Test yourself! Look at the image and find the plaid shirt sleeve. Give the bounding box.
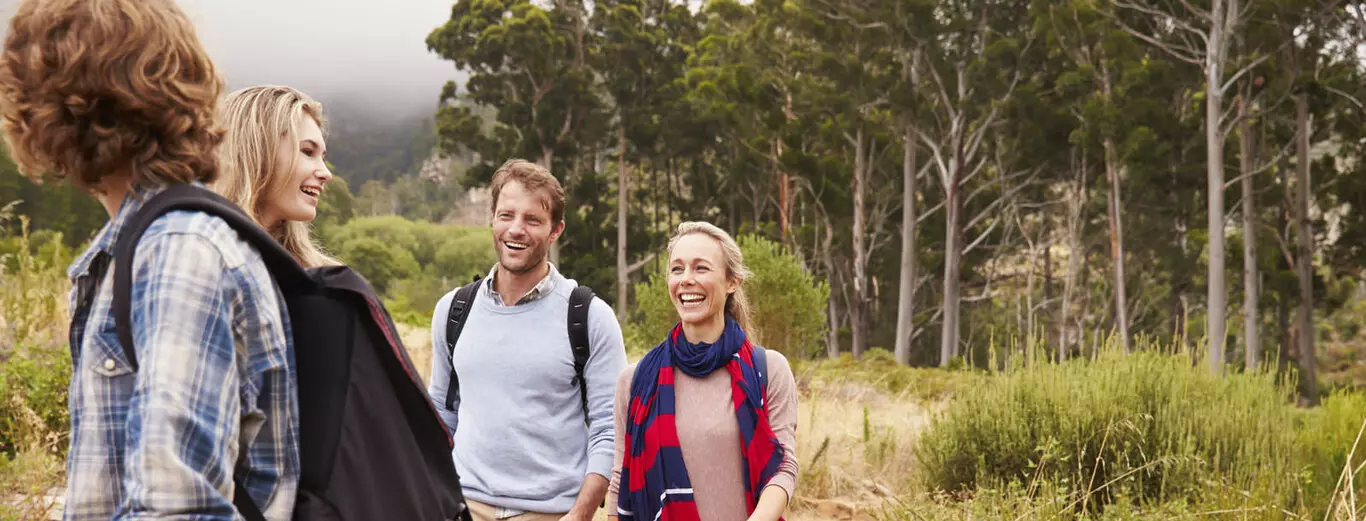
[118,228,295,519]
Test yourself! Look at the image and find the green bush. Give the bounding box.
[0,342,70,456]
[629,234,829,357]
[0,214,72,458]
[431,229,495,284]
[1297,389,1366,507]
[335,236,420,294]
[738,235,830,357]
[916,347,1304,514]
[325,215,495,325]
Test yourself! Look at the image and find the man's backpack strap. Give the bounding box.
[443,276,483,411]
[567,286,594,423]
[109,184,300,521]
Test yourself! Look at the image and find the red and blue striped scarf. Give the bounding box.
[618,318,785,521]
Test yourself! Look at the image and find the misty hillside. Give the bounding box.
[318,95,441,191]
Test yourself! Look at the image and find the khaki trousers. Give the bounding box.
[466,499,565,521]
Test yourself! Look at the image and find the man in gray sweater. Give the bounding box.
[428,159,628,521]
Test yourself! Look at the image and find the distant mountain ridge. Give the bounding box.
[317,94,441,192]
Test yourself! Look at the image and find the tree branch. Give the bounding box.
[1112,0,1210,45]
[964,169,1041,230]
[1223,140,1293,189]
[627,252,659,274]
[1219,50,1277,95]
[1110,17,1203,65]
[963,218,1003,256]
[1323,84,1366,111]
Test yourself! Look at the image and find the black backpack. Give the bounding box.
[441,277,596,420]
[112,184,471,521]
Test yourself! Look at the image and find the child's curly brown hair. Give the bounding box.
[0,0,225,191]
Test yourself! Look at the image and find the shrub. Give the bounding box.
[326,216,494,315]
[1297,389,1366,509]
[0,212,72,458]
[916,346,1303,514]
[738,235,830,357]
[629,234,829,358]
[335,237,420,294]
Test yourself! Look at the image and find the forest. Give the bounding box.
[423,0,1366,398]
[7,0,1366,519]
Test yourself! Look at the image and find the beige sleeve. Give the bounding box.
[763,350,800,500]
[605,363,637,516]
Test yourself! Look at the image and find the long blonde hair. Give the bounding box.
[668,221,758,343]
[214,85,337,267]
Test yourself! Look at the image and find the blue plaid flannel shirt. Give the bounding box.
[62,184,299,521]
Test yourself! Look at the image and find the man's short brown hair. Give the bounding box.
[0,0,225,190]
[489,159,565,223]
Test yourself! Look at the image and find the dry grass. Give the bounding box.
[397,322,434,386]
[789,375,943,520]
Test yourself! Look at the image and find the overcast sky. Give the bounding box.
[0,0,465,120]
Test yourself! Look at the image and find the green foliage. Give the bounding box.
[337,237,420,294]
[0,148,105,247]
[313,174,354,242]
[1296,389,1366,505]
[0,212,72,459]
[628,234,829,357]
[324,215,496,325]
[916,346,1318,514]
[737,235,830,356]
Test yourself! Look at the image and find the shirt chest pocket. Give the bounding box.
[85,322,135,379]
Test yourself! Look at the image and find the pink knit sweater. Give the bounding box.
[605,350,800,520]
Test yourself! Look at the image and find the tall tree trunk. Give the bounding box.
[895,130,918,366]
[616,125,629,321]
[776,91,795,246]
[539,151,562,264]
[1204,0,1228,372]
[1278,290,1291,376]
[1295,95,1319,405]
[1060,152,1087,362]
[940,158,963,367]
[850,127,869,359]
[1103,138,1131,352]
[1239,96,1261,370]
[1025,245,1038,350]
[822,211,840,359]
[1277,154,1293,376]
[1044,241,1053,344]
[1097,61,1132,354]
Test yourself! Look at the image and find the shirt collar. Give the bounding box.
[66,183,166,280]
[486,262,559,306]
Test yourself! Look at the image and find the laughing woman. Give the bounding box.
[607,222,799,521]
[213,85,339,267]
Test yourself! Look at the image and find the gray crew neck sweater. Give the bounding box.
[427,266,627,514]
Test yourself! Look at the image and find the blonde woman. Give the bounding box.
[214,84,338,267]
[608,222,799,521]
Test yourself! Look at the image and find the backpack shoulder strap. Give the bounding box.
[752,344,770,394]
[567,285,594,422]
[110,184,290,521]
[112,184,300,371]
[442,275,483,411]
